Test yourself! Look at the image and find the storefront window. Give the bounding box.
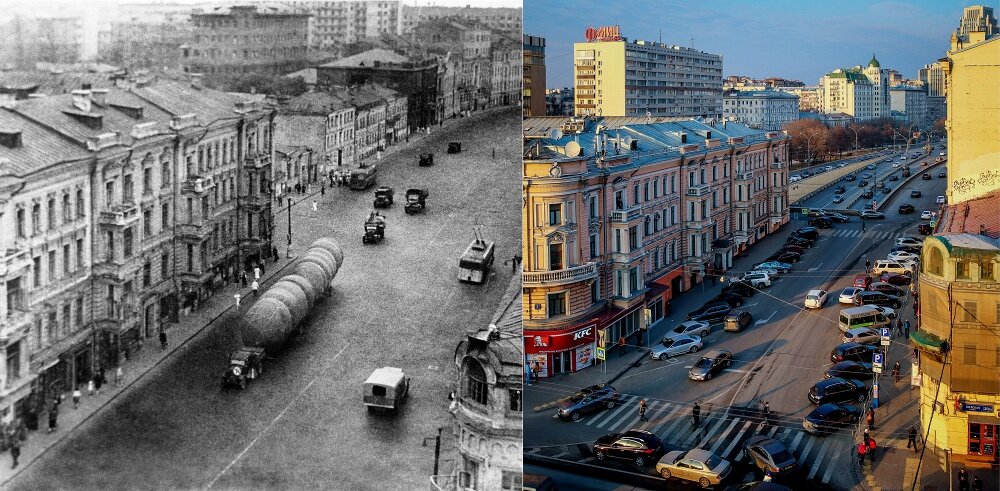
[967,423,997,456]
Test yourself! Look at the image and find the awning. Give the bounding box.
[910,330,949,354]
[646,282,668,299]
[968,414,1000,425]
[42,358,61,371]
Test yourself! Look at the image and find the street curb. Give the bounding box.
[872,160,946,213]
[530,349,650,412]
[0,257,302,486]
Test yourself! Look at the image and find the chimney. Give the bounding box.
[71,89,92,112]
[723,120,727,130]
[706,130,712,139]
[90,88,108,107]
[189,73,203,90]
[0,129,22,149]
[680,132,688,144]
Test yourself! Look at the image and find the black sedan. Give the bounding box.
[782,244,805,255]
[853,291,902,309]
[834,186,846,194]
[743,435,798,476]
[844,174,857,181]
[889,175,899,181]
[824,361,874,381]
[722,280,757,297]
[922,173,932,180]
[868,282,905,297]
[708,292,745,308]
[830,342,880,363]
[593,429,665,467]
[898,204,915,214]
[688,350,733,381]
[687,304,733,323]
[826,213,851,223]
[879,272,913,286]
[785,236,814,248]
[556,384,620,421]
[768,251,801,264]
[803,403,863,435]
[808,378,868,405]
[793,227,819,240]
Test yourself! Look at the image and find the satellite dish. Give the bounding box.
[623,136,633,147]
[550,128,563,140]
[564,141,582,157]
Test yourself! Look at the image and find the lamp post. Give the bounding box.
[805,133,818,164]
[286,198,293,258]
[847,126,860,152]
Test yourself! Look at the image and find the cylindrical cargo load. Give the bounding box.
[283,274,317,310]
[310,238,344,269]
[293,260,328,295]
[306,247,338,279]
[242,297,293,350]
[299,249,336,285]
[263,281,309,325]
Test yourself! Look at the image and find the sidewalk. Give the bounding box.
[0,105,515,483]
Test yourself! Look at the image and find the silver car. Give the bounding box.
[667,321,711,339]
[650,334,703,360]
[843,327,881,345]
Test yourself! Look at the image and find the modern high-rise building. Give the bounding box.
[955,5,997,43]
[918,63,946,97]
[523,34,546,117]
[289,1,399,52]
[722,89,799,131]
[819,55,890,121]
[573,26,723,118]
[889,86,928,127]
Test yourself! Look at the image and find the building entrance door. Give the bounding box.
[968,422,997,460]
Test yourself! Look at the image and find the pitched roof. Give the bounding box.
[0,108,91,175]
[319,49,409,68]
[131,81,263,123]
[282,91,349,114]
[937,189,1000,238]
[0,70,115,95]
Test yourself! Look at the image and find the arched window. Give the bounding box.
[926,247,944,276]
[463,359,488,406]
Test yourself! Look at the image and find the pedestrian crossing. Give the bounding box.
[821,229,908,240]
[577,396,852,484]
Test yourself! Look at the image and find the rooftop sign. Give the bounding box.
[585,25,621,42]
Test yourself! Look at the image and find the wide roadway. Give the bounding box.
[10,109,521,490]
[800,149,943,212]
[524,161,946,489]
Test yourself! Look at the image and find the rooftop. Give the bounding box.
[319,49,410,68]
[724,90,799,99]
[936,189,1000,239]
[0,109,91,175]
[281,91,349,114]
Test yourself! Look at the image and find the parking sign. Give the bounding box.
[872,352,884,369]
[880,327,891,339]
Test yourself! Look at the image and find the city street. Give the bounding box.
[799,149,945,211]
[525,151,947,490]
[8,108,520,490]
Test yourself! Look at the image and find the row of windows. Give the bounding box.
[15,190,86,238]
[31,237,87,289]
[33,296,86,352]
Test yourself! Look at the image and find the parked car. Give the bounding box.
[910,189,922,198]
[724,310,753,332]
[879,272,912,286]
[785,236,814,248]
[873,260,913,275]
[556,384,620,421]
[896,237,923,248]
[768,251,802,263]
[840,287,863,304]
[842,327,881,345]
[918,223,933,235]
[722,280,757,297]
[853,274,873,289]
[803,403,863,435]
[742,436,798,476]
[824,361,874,381]
[830,342,881,363]
[656,449,732,488]
[887,251,919,263]
[687,303,733,322]
[688,349,733,381]
[793,227,819,240]
[891,244,922,254]
[594,429,666,467]
[859,210,884,219]
[808,377,868,405]
[650,334,703,360]
[741,272,772,288]
[707,293,746,309]
[920,210,934,220]
[871,305,898,320]
[804,289,828,309]
[668,320,712,339]
[853,291,902,309]
[898,204,915,214]
[782,244,805,255]
[868,282,906,297]
[755,261,793,273]
[808,217,833,229]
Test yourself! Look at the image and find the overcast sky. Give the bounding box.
[526,0,990,88]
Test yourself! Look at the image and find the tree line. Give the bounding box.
[783,117,946,164]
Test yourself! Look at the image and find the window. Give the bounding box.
[979,259,994,281]
[508,389,522,412]
[547,292,567,317]
[964,344,976,365]
[162,253,169,278]
[633,184,640,204]
[628,226,638,251]
[962,301,977,323]
[31,203,40,234]
[463,360,488,405]
[187,244,194,272]
[643,182,650,201]
[5,341,20,381]
[63,245,70,274]
[548,243,563,270]
[629,266,639,293]
[62,194,71,223]
[62,303,70,336]
[162,203,170,229]
[106,231,114,260]
[589,196,598,219]
[143,209,152,236]
[105,181,114,207]
[76,189,85,218]
[123,228,133,257]
[75,296,83,328]
[106,285,115,317]
[16,208,24,238]
[143,262,151,287]
[162,161,171,187]
[76,238,84,269]
[202,196,209,220]
[590,234,598,258]
[123,174,133,202]
[501,471,522,491]
[48,251,56,281]
[591,278,600,303]
[957,260,971,280]
[548,203,561,226]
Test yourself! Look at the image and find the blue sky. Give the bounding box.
[526,0,993,88]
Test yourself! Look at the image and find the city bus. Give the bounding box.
[838,305,891,333]
[458,235,495,284]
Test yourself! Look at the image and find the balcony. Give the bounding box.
[0,247,30,277]
[610,248,645,265]
[181,176,215,195]
[771,161,786,169]
[523,262,598,287]
[732,231,751,243]
[92,253,139,281]
[685,184,710,197]
[98,203,140,228]
[177,221,212,240]
[609,205,641,224]
[734,199,751,209]
[735,172,753,182]
[244,152,269,169]
[240,193,269,213]
[684,218,713,231]
[2,304,32,333]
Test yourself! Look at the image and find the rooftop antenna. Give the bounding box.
[690,35,695,48]
[659,29,662,44]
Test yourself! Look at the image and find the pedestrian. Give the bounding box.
[492,148,496,159]
[234,293,241,309]
[116,366,123,387]
[321,184,325,196]
[958,467,969,491]
[73,386,81,408]
[665,301,672,316]
[865,258,871,272]
[9,434,20,469]
[867,437,877,462]
[863,428,870,445]
[867,408,875,431]
[254,266,261,280]
[272,246,279,261]
[159,330,167,350]
[893,361,901,382]
[251,280,260,297]
[525,363,532,386]
[692,402,701,427]
[240,271,248,288]
[259,261,265,275]
[94,372,103,395]
[904,320,910,338]
[639,399,648,421]
[533,362,541,380]
[619,335,626,356]
[971,475,982,491]
[913,347,919,361]
[312,200,318,212]
[894,318,902,338]
[908,425,919,451]
[47,404,58,433]
[857,441,867,469]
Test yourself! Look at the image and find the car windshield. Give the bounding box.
[673,325,688,333]
[695,358,713,368]
[661,339,674,348]
[807,294,818,300]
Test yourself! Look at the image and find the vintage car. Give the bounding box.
[349,166,378,190]
[221,346,265,389]
[419,153,434,166]
[458,233,495,284]
[362,212,386,244]
[447,141,462,153]
[364,367,410,414]
[373,186,394,208]
[404,188,429,215]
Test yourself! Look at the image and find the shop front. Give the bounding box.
[964,410,999,467]
[524,322,598,378]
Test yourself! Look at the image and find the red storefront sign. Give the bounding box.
[585,25,622,42]
[525,322,598,354]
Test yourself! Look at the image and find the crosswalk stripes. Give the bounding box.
[588,395,637,429]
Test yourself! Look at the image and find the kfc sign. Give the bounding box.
[585,25,622,42]
[572,327,593,341]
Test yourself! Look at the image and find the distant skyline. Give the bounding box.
[526,0,994,89]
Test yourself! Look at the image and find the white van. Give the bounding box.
[838,305,892,333]
[873,260,912,275]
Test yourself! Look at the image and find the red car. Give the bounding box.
[853,274,872,289]
[918,223,933,235]
[880,272,912,286]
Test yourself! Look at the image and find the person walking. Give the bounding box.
[9,433,20,469]
[73,386,81,408]
[234,293,241,310]
[895,318,903,338]
[47,404,58,433]
[908,424,919,451]
[254,266,261,281]
[115,366,123,387]
[312,200,318,212]
[857,441,868,469]
[94,371,103,396]
[971,475,982,491]
[87,378,95,396]
[867,437,877,463]
[866,408,876,431]
[863,428,870,446]
[525,363,532,386]
[320,184,325,196]
[892,361,901,383]
[865,258,871,272]
[904,319,910,338]
[638,399,648,421]
[240,271,248,288]
[692,402,701,427]
[159,330,167,350]
[251,280,260,298]
[619,335,626,357]
[958,467,970,491]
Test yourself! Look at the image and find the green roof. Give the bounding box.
[868,54,880,68]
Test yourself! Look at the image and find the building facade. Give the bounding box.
[398,5,521,37]
[0,16,84,68]
[889,86,928,127]
[918,63,946,97]
[522,116,789,376]
[573,27,723,118]
[181,5,311,79]
[274,91,356,179]
[490,35,520,108]
[274,146,315,197]
[722,90,799,131]
[292,1,399,51]
[434,274,522,491]
[523,35,546,117]
[819,56,891,121]
[545,88,574,116]
[956,5,997,43]
[780,86,820,112]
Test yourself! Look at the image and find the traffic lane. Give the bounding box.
[797,152,898,208]
[11,111,521,490]
[525,464,658,491]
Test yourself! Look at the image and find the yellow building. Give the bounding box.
[573,26,722,119]
[941,30,1000,203]
[914,190,1000,468]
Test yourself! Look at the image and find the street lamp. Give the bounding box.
[804,133,818,164]
[847,126,860,152]
[422,427,444,477]
[286,198,293,258]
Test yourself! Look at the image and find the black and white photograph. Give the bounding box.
[0,0,523,489]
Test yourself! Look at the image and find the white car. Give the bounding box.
[843,327,881,345]
[936,196,946,204]
[741,271,772,288]
[873,260,912,275]
[892,162,901,168]
[888,251,919,262]
[839,287,863,304]
[666,321,711,340]
[920,211,934,220]
[896,237,923,248]
[751,267,780,278]
[804,290,828,309]
[872,305,897,319]
[650,334,703,360]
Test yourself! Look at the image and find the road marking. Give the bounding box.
[754,311,777,326]
[767,425,779,438]
[721,421,753,460]
[640,402,672,431]
[821,439,845,483]
[798,433,818,461]
[741,303,759,308]
[207,344,348,489]
[650,404,683,435]
[551,450,568,459]
[692,416,728,448]
[807,437,834,480]
[427,365,439,370]
[590,395,637,428]
[808,263,824,272]
[789,431,805,452]
[707,418,741,454]
[660,406,693,441]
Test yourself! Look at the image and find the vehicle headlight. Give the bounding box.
[232,366,242,376]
